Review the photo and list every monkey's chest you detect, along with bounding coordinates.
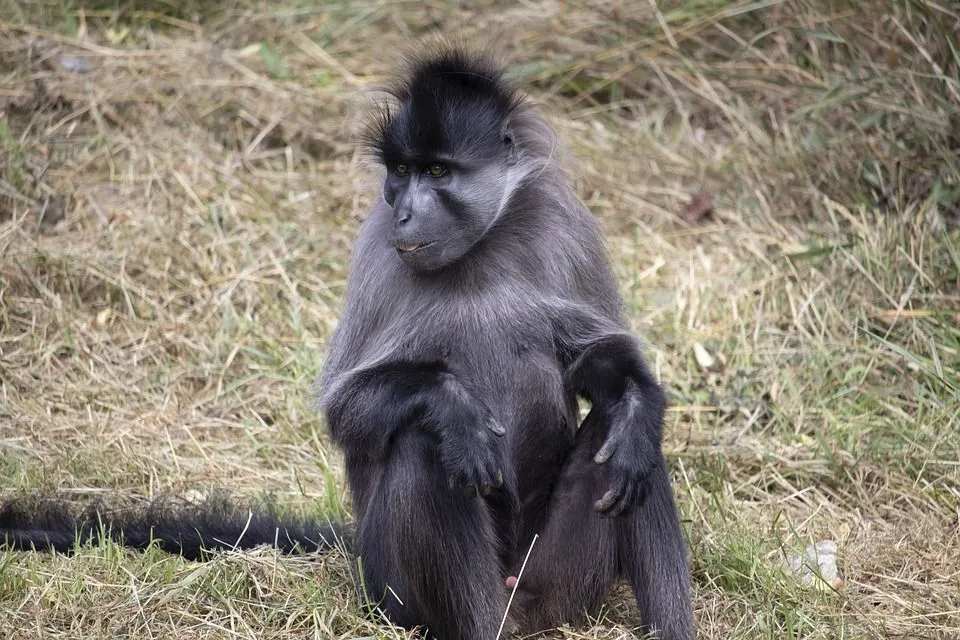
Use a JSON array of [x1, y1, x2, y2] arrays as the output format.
[[394, 294, 576, 434], [443, 330, 573, 432]]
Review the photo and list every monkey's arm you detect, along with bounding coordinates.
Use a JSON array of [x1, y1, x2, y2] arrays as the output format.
[[323, 362, 505, 492], [551, 303, 666, 516]]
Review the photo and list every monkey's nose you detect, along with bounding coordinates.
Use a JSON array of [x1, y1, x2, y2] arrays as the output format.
[[396, 210, 411, 225]]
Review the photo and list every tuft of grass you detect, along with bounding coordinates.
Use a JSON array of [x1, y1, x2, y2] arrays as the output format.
[[1, 0, 958, 638]]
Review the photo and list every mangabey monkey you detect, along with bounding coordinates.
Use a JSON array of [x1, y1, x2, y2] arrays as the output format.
[[0, 49, 692, 640], [317, 49, 692, 639]]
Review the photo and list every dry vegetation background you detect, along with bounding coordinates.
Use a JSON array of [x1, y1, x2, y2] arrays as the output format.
[[1, 1, 959, 638]]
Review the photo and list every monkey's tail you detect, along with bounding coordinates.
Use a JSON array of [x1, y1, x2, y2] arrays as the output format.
[[0, 494, 348, 560]]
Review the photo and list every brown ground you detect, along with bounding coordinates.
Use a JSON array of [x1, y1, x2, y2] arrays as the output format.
[[1, 1, 958, 638]]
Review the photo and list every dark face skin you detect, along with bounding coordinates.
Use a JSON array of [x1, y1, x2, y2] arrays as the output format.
[[382, 142, 514, 272]]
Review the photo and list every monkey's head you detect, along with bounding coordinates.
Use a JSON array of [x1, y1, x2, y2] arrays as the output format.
[[366, 49, 529, 272]]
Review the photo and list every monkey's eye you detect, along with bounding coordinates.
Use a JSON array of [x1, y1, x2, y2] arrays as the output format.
[[394, 163, 409, 177], [425, 163, 447, 178]]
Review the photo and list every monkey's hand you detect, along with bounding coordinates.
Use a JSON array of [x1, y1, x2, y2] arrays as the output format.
[[430, 374, 506, 497], [593, 394, 661, 516], [562, 334, 666, 516]]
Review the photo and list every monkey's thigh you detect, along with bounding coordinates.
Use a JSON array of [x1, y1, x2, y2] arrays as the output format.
[[352, 428, 506, 640], [513, 410, 692, 639], [511, 408, 620, 632]]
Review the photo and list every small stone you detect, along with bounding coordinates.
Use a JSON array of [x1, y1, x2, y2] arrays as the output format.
[[693, 342, 715, 370], [58, 55, 93, 74], [784, 540, 843, 590], [182, 490, 206, 504], [96, 308, 112, 327]]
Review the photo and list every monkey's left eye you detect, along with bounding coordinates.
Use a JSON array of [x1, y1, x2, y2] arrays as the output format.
[[425, 163, 447, 178], [394, 164, 409, 177]]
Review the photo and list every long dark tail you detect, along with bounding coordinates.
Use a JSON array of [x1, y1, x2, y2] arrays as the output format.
[[0, 494, 347, 560]]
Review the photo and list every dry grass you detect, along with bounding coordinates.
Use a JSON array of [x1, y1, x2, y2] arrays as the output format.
[[1, 1, 958, 638]]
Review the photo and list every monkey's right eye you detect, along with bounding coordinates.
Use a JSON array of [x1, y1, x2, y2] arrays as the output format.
[[394, 164, 409, 177]]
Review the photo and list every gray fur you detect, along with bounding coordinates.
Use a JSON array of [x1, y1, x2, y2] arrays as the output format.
[[318, 49, 692, 640]]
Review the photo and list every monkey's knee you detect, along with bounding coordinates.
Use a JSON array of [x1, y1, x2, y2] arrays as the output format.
[[353, 428, 505, 638]]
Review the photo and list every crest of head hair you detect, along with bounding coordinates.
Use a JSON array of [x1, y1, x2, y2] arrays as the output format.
[[364, 47, 524, 164]]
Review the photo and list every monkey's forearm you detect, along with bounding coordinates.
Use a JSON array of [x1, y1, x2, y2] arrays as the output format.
[[565, 334, 666, 515], [565, 334, 665, 444], [324, 363, 500, 460], [324, 362, 450, 455]]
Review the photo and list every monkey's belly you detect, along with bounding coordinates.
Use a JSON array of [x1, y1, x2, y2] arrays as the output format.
[[501, 357, 576, 548]]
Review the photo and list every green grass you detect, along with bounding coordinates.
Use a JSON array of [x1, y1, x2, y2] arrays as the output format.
[[1, 0, 959, 638]]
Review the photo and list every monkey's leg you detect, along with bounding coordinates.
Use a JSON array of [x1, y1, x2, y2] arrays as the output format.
[[619, 461, 693, 640], [510, 409, 619, 632], [351, 428, 505, 640], [513, 409, 692, 640]]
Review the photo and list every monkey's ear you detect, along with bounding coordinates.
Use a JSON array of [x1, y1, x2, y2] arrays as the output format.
[[502, 124, 519, 166]]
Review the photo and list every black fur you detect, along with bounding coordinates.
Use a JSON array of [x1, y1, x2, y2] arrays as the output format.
[[0, 495, 344, 560], [319, 48, 694, 639], [364, 48, 523, 164]]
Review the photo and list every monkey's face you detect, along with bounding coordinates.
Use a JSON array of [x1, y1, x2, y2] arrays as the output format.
[[382, 149, 512, 272], [370, 51, 524, 272]]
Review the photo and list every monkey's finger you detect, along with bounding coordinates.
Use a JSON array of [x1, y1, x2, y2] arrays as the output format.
[[487, 418, 506, 436], [594, 478, 626, 513], [594, 433, 621, 464], [607, 479, 638, 517], [594, 419, 628, 464]]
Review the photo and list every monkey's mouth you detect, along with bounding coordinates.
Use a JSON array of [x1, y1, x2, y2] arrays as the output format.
[[395, 241, 436, 254]]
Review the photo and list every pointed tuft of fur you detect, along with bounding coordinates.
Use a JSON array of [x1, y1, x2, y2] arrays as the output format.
[[0, 494, 347, 560], [363, 47, 525, 164]]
